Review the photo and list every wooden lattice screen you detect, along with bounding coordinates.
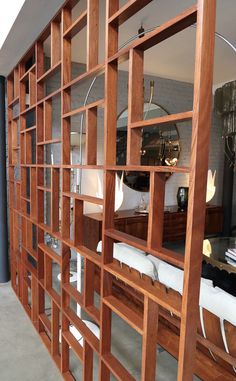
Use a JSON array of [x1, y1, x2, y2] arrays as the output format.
[[7, 0, 217, 380]]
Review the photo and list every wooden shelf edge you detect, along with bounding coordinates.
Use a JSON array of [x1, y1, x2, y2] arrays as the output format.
[[103, 295, 143, 335], [130, 110, 193, 129], [109, 0, 152, 27], [63, 10, 87, 39]]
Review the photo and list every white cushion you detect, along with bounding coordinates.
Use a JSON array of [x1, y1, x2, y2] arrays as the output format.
[[96, 241, 157, 280], [200, 286, 236, 326], [148, 254, 236, 325]]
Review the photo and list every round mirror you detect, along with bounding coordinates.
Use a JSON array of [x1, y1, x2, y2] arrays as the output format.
[[116, 103, 180, 191]]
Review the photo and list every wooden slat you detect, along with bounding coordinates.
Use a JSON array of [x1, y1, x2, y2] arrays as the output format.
[[106, 165, 190, 173], [177, 1, 217, 380], [39, 243, 62, 265], [87, 0, 98, 71], [63, 191, 103, 205], [103, 295, 143, 334], [131, 110, 193, 129], [63, 10, 87, 39], [62, 331, 83, 361], [109, 0, 152, 27], [102, 353, 136, 381], [141, 296, 159, 381], [63, 98, 104, 119], [37, 61, 62, 83], [64, 307, 100, 353]]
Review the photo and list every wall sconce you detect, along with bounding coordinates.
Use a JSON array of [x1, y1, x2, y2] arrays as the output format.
[[97, 172, 124, 212], [206, 169, 216, 203]]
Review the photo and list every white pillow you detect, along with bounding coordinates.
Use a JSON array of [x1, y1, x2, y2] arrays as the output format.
[[96, 241, 157, 280], [147, 255, 162, 272], [200, 286, 236, 326]]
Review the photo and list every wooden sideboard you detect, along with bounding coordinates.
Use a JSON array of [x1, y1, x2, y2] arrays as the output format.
[[83, 205, 223, 251]]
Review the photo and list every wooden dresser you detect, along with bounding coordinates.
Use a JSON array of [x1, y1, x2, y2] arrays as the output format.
[[83, 205, 223, 251]]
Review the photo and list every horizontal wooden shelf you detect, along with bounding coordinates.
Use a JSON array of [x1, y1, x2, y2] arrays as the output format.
[[37, 88, 61, 105], [103, 295, 143, 335], [20, 63, 36, 82], [72, 244, 102, 267], [108, 5, 197, 63], [109, 0, 152, 27], [63, 306, 100, 353], [20, 126, 36, 134], [106, 165, 190, 173], [63, 10, 87, 39], [22, 244, 38, 261], [39, 313, 51, 332], [85, 305, 100, 326], [12, 113, 20, 121], [105, 228, 147, 252], [37, 186, 51, 192], [37, 138, 61, 146], [62, 331, 83, 361], [37, 61, 61, 83], [63, 191, 103, 205], [130, 110, 193, 129], [104, 261, 181, 317], [105, 228, 184, 269], [46, 287, 61, 309], [62, 164, 104, 170], [21, 195, 30, 202], [38, 243, 62, 265], [63, 283, 83, 307], [8, 96, 19, 107], [63, 98, 104, 119], [102, 353, 136, 381], [20, 103, 37, 116], [63, 63, 105, 91]]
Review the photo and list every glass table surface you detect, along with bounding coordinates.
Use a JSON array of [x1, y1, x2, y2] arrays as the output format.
[[203, 237, 236, 273]]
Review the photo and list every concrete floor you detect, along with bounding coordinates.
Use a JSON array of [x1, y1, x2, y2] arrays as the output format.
[[0, 281, 200, 381], [0, 282, 63, 381]]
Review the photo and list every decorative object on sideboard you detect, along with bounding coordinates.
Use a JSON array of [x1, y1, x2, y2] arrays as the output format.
[[177, 186, 189, 211], [135, 193, 149, 213], [206, 169, 216, 203]]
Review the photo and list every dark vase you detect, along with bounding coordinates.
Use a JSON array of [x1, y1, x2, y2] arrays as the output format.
[[177, 187, 189, 211]]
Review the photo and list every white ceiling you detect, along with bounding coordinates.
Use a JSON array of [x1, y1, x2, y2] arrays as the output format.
[[0, 0, 235, 85]]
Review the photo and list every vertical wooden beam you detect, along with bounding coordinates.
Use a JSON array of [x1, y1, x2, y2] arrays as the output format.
[[44, 100, 52, 141], [127, 48, 144, 165], [147, 172, 165, 250], [83, 341, 93, 381], [141, 296, 159, 381], [51, 20, 61, 67], [177, 1, 216, 380], [62, 7, 72, 85], [86, 107, 97, 165], [73, 198, 83, 246], [29, 71, 36, 105], [51, 168, 60, 232], [51, 301, 60, 356], [87, 0, 99, 71]]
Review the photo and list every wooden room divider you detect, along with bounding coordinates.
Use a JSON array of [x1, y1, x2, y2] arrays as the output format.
[[7, 0, 218, 380]]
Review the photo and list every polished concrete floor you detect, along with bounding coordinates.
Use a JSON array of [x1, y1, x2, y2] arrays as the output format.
[[0, 281, 200, 381]]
